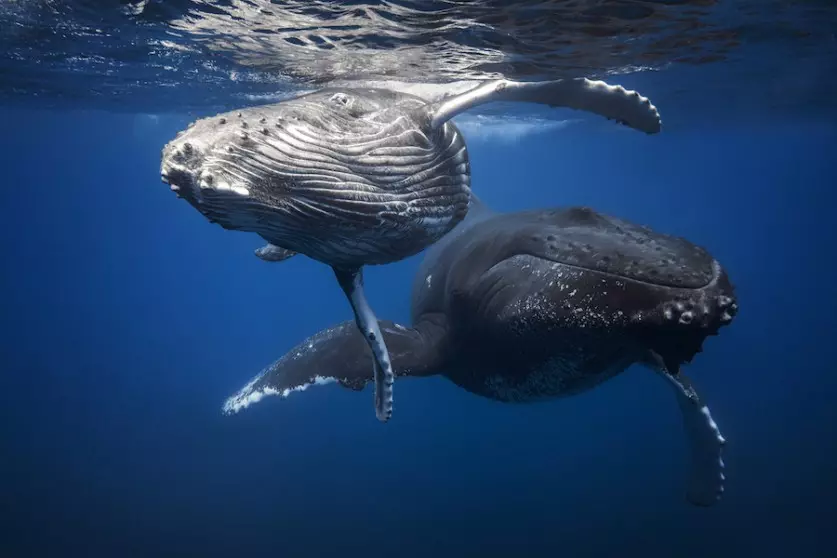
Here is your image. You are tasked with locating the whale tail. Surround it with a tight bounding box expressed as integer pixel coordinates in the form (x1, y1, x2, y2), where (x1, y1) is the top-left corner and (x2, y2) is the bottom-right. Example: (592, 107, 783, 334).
(222, 315, 447, 415)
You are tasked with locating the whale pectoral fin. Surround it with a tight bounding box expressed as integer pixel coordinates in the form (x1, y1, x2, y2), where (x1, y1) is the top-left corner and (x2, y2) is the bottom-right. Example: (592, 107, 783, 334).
(332, 266, 395, 423)
(221, 316, 444, 416)
(658, 369, 726, 507)
(426, 78, 661, 134)
(254, 243, 297, 262)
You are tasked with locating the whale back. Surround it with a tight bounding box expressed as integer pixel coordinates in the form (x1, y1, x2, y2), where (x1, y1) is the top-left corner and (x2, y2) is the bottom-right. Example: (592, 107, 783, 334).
(410, 195, 497, 323)
(160, 88, 471, 268)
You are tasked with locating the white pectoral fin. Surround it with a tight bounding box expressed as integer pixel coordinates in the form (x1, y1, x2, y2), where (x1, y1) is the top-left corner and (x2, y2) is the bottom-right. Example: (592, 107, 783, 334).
(661, 371, 727, 506)
(333, 266, 395, 423)
(427, 78, 661, 134)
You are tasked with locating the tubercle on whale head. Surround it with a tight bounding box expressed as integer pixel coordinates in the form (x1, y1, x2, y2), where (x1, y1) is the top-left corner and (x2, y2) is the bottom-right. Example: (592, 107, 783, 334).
(635, 259, 738, 376)
(160, 138, 200, 203)
(160, 114, 255, 211)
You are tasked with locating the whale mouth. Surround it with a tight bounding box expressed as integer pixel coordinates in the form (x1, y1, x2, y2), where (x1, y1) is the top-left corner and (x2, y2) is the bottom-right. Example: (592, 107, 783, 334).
(160, 163, 197, 201)
(578, 254, 724, 291)
(517, 206, 720, 290)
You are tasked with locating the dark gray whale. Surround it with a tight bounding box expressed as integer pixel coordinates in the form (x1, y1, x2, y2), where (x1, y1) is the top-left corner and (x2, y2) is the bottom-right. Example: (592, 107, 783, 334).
(222, 196, 738, 507)
(160, 78, 662, 423)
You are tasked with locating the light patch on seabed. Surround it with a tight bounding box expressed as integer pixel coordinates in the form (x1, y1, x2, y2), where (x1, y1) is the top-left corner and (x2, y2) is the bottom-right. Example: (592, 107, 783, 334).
(453, 114, 576, 143)
(222, 374, 336, 415)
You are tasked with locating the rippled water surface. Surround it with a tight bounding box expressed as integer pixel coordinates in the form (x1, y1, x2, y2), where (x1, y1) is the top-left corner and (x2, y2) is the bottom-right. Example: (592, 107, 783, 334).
(2, 0, 836, 119)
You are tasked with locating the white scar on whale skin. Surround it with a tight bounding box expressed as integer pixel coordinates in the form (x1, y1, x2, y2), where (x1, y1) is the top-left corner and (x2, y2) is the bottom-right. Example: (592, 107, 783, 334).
(222, 373, 336, 415)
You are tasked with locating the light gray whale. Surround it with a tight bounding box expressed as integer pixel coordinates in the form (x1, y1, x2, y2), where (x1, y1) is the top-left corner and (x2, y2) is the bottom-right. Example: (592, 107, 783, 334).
(222, 196, 738, 507)
(160, 78, 662, 422)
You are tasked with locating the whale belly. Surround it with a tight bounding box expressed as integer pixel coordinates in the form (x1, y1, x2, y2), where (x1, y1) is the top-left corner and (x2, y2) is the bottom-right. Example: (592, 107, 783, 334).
(443, 332, 640, 403)
(160, 89, 472, 268)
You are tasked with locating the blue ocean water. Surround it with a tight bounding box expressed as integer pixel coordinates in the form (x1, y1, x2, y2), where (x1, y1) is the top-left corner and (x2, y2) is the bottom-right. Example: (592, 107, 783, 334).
(1, 2, 836, 557)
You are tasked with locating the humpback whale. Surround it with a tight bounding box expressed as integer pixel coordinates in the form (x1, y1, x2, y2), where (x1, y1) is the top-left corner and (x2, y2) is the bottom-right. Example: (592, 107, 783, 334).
(160, 78, 662, 423)
(222, 196, 738, 507)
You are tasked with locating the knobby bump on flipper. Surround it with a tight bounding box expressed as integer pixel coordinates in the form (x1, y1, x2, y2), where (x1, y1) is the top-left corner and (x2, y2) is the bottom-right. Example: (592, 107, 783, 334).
(333, 267, 394, 422)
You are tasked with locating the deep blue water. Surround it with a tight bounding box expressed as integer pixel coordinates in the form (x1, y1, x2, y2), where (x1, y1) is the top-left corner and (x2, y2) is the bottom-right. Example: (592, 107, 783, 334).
(2, 2, 837, 557)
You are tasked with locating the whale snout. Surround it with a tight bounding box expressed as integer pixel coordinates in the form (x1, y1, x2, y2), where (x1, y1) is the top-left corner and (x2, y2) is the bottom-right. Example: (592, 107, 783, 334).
(656, 261, 737, 330)
(160, 114, 256, 220)
(639, 259, 738, 374)
(476, 249, 737, 376)
(160, 138, 211, 209)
